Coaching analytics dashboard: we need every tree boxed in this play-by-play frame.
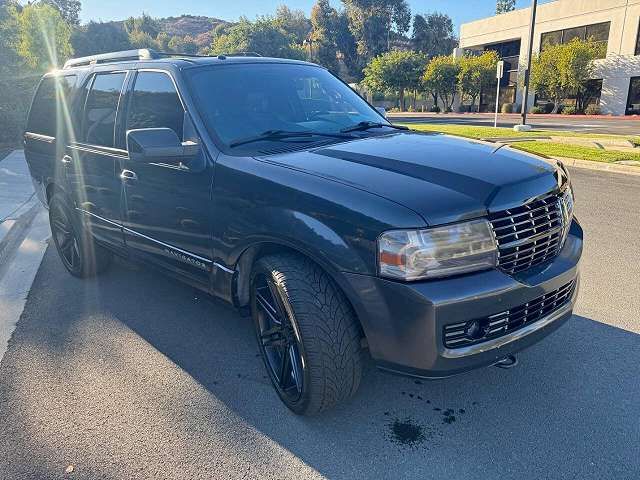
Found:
[530,38,602,112]
[275,5,311,45]
[168,35,198,55]
[128,29,160,50]
[342,0,411,61]
[210,16,305,59]
[71,21,132,57]
[310,0,339,71]
[42,0,81,25]
[412,13,458,58]
[16,3,73,69]
[457,50,499,112]
[496,0,516,14]
[124,13,160,38]
[334,10,360,80]
[362,50,426,111]
[422,55,460,111]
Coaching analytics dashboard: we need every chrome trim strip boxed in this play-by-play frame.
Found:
[76,208,121,227]
[69,143,129,158]
[213,262,234,274]
[122,226,213,264]
[76,208,213,265]
[24,132,55,143]
[441,292,576,359]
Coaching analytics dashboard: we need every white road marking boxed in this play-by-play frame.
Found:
[0,207,50,363]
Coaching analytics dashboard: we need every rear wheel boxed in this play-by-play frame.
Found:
[250,253,364,415]
[49,194,111,278]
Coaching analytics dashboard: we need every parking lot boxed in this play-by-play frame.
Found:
[0,166,639,479]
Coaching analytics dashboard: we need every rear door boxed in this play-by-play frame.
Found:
[119,70,214,285]
[67,71,129,248]
[24,74,77,200]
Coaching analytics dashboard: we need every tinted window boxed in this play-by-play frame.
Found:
[541,30,562,51]
[586,22,610,43]
[126,71,184,137]
[187,64,383,151]
[27,75,77,137]
[83,72,126,147]
[627,77,640,115]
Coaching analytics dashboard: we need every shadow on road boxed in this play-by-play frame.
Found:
[1,248,639,479]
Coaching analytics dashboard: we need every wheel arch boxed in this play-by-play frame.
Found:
[233,240,367,341]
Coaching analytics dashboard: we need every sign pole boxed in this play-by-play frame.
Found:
[520,0,538,126]
[494,60,504,128]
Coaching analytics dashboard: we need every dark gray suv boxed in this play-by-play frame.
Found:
[24,49,582,415]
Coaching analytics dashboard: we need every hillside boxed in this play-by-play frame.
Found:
[158,15,228,37]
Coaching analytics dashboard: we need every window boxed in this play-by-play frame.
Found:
[540,22,610,58]
[27,75,77,137]
[627,77,640,115]
[126,71,184,137]
[186,63,383,152]
[82,72,126,147]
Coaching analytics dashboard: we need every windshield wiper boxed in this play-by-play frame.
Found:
[229,129,354,148]
[340,121,409,133]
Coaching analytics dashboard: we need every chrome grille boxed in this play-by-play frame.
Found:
[443,280,575,349]
[489,193,564,274]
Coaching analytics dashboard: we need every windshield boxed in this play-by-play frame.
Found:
[186,63,387,152]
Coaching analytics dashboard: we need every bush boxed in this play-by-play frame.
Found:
[531,106,545,114]
[457,104,471,113]
[444,106,453,113]
[562,105,578,115]
[585,104,601,115]
[429,105,441,113]
[501,103,515,113]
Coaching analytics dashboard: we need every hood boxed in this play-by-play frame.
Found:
[263,132,561,226]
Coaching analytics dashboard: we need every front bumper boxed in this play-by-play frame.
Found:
[341,219,583,378]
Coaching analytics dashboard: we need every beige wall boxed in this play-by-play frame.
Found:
[459,0,640,115]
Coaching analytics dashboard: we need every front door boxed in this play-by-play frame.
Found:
[67,71,129,248]
[119,70,213,285]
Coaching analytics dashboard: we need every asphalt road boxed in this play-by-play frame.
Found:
[0,168,639,479]
[389,112,640,135]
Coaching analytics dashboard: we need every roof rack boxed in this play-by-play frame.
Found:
[63,49,159,69]
[62,49,264,70]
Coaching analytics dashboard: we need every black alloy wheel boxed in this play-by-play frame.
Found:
[253,273,305,402]
[50,200,82,274]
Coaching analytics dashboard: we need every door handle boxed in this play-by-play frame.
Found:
[61,155,72,165]
[120,169,138,181]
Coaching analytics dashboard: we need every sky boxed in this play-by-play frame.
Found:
[75,0,547,33]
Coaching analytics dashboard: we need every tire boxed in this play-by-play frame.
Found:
[48,193,111,278]
[250,253,364,415]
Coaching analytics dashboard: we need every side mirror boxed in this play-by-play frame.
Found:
[126,128,201,168]
[376,107,387,118]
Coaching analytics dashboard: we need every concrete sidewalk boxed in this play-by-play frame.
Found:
[0,149,49,363]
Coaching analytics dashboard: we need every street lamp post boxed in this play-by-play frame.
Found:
[520,0,538,126]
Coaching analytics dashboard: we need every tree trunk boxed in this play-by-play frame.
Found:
[399,89,405,111]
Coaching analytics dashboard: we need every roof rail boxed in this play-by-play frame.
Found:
[218,52,263,57]
[63,49,159,69]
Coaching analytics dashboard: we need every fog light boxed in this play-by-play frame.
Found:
[465,320,483,340]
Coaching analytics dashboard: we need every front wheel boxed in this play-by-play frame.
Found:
[250,253,364,415]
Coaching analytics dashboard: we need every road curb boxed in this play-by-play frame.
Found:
[0,199,40,276]
[551,156,640,176]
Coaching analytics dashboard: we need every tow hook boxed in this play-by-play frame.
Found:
[494,354,518,369]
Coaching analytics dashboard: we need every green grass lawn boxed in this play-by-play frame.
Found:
[401,123,640,143]
[511,142,640,163]
[401,123,640,165]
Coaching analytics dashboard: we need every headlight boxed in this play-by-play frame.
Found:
[378,219,498,281]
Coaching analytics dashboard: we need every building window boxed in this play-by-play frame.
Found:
[540,21,610,58]
[627,77,640,115]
